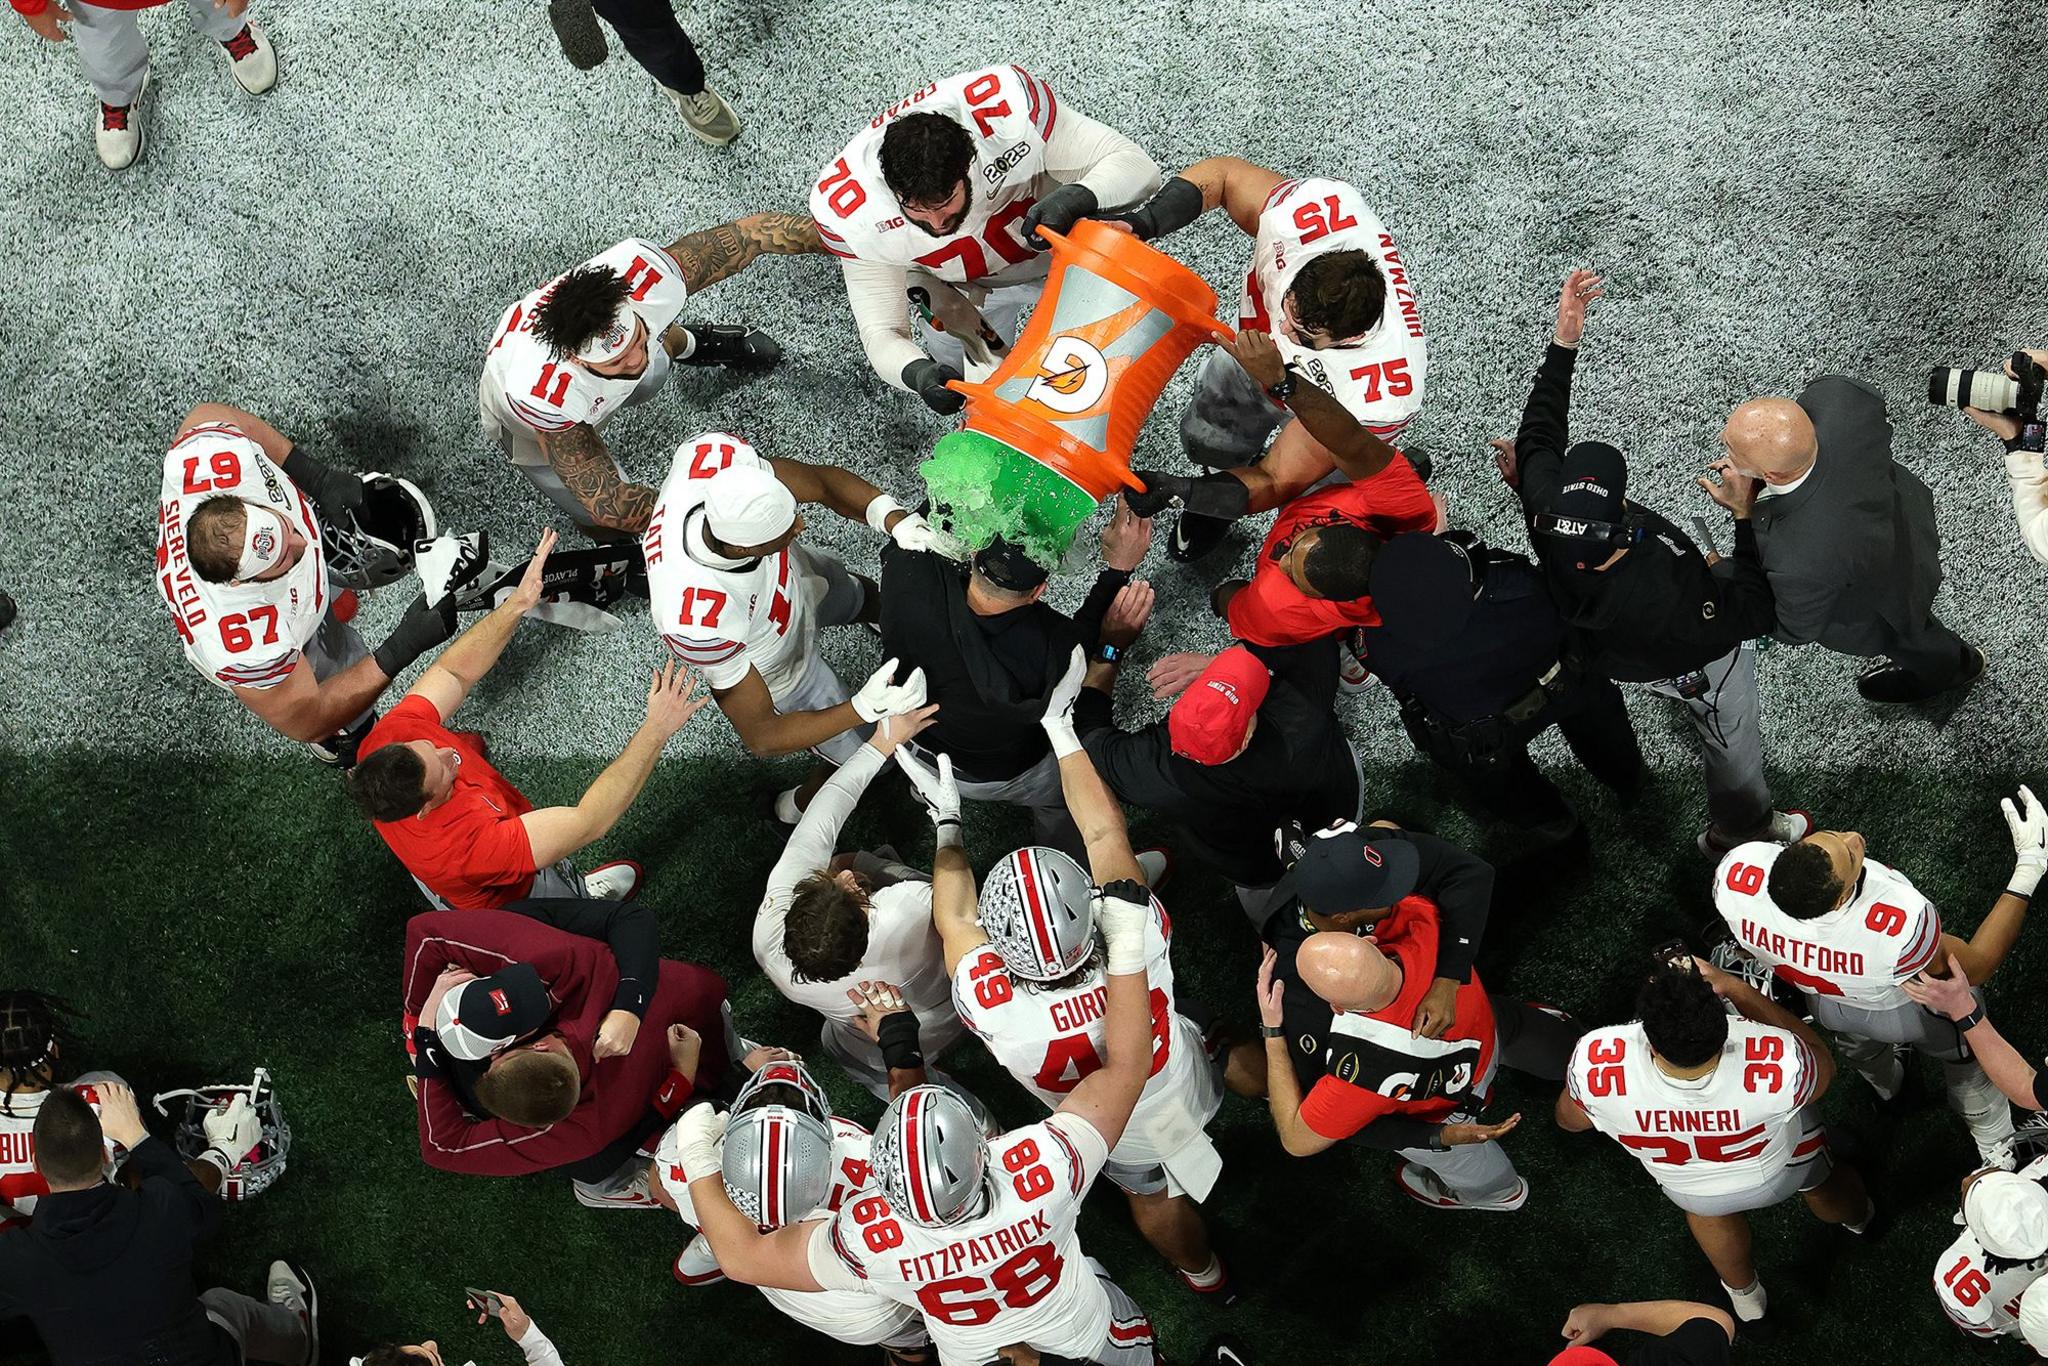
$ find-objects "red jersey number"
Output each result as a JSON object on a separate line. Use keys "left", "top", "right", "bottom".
{"left": 1031, "top": 988, "right": 1172, "bottom": 1093}
{"left": 915, "top": 1245, "right": 1064, "bottom": 1326}
{"left": 1292, "top": 194, "right": 1359, "bottom": 244}
{"left": 181, "top": 450, "right": 244, "bottom": 495}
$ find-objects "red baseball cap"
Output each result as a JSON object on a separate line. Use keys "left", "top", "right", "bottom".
{"left": 1548, "top": 1348, "right": 1619, "bottom": 1366}
{"left": 1168, "top": 647, "right": 1271, "bottom": 765}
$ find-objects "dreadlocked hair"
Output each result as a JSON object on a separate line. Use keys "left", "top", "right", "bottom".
{"left": 1, "top": 990, "right": 80, "bottom": 1112}
{"left": 530, "top": 265, "right": 635, "bottom": 361}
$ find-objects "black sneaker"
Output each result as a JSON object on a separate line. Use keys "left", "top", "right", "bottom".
{"left": 547, "top": 0, "right": 609, "bottom": 69}
{"left": 309, "top": 712, "right": 377, "bottom": 768}
{"left": 1168, "top": 511, "right": 1233, "bottom": 563}
{"left": 0, "top": 591, "right": 15, "bottom": 632}
{"left": 680, "top": 324, "right": 782, "bottom": 370}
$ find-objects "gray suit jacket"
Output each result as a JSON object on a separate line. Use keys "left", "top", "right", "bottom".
{"left": 1749, "top": 375, "right": 1944, "bottom": 654}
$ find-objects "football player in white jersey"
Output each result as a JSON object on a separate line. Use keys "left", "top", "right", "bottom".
{"left": 1560, "top": 959, "right": 1874, "bottom": 1323}
{"left": 479, "top": 215, "right": 819, "bottom": 537}
{"left": 642, "top": 430, "right": 942, "bottom": 815}
{"left": 809, "top": 65, "right": 1161, "bottom": 413}
{"left": 1102, "top": 159, "right": 1424, "bottom": 562}
{"left": 1711, "top": 799, "right": 2043, "bottom": 1163}
{"left": 669, "top": 733, "right": 1163, "bottom": 1366}
{"left": 651, "top": 1059, "right": 932, "bottom": 1364}
{"left": 1933, "top": 1156, "right": 2048, "bottom": 1342}
{"left": 896, "top": 651, "right": 1247, "bottom": 1300}
{"left": 156, "top": 403, "right": 481, "bottom": 765}
{"left": 753, "top": 707, "right": 990, "bottom": 1118}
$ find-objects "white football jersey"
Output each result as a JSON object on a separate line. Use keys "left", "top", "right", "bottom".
{"left": 0, "top": 1073, "right": 125, "bottom": 1220}
{"left": 480, "top": 238, "right": 690, "bottom": 438}
{"left": 810, "top": 1113, "right": 1113, "bottom": 1366}
{"left": 658, "top": 1117, "right": 918, "bottom": 1348}
{"left": 1240, "top": 176, "right": 1427, "bottom": 439}
{"left": 155, "top": 424, "right": 330, "bottom": 692}
{"left": 642, "top": 433, "right": 815, "bottom": 694}
{"left": 757, "top": 882, "right": 954, "bottom": 1036}
{"left": 1713, "top": 843, "right": 1943, "bottom": 1008}
{"left": 811, "top": 66, "right": 1060, "bottom": 287}
{"left": 953, "top": 898, "right": 1211, "bottom": 1169}
{"left": 1935, "top": 1227, "right": 2048, "bottom": 1338}
{"left": 1567, "top": 1022, "right": 1820, "bottom": 1202}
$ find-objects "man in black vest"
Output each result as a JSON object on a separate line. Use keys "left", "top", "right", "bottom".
{"left": 878, "top": 505, "right": 1150, "bottom": 859}
{"left": 1714, "top": 377, "right": 1982, "bottom": 703}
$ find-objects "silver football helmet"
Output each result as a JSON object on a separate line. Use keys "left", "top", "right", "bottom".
{"left": 869, "top": 1085, "right": 989, "bottom": 1229}
{"left": 732, "top": 1056, "right": 832, "bottom": 1126}
{"left": 722, "top": 1103, "right": 835, "bottom": 1230}
{"left": 1707, "top": 936, "right": 1775, "bottom": 996}
{"left": 320, "top": 473, "right": 437, "bottom": 589}
{"left": 152, "top": 1068, "right": 291, "bottom": 1202}
{"left": 979, "top": 846, "right": 1096, "bottom": 982}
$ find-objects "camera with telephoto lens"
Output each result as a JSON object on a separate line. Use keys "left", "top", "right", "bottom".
{"left": 1928, "top": 351, "right": 2045, "bottom": 421}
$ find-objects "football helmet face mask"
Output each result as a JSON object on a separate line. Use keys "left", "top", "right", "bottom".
{"left": 721, "top": 1103, "right": 835, "bottom": 1230}
{"left": 320, "top": 473, "right": 436, "bottom": 589}
{"left": 979, "top": 846, "right": 1096, "bottom": 983}
{"left": 733, "top": 1057, "right": 832, "bottom": 1127}
{"left": 152, "top": 1068, "right": 290, "bottom": 1202}
{"left": 869, "top": 1085, "right": 989, "bottom": 1229}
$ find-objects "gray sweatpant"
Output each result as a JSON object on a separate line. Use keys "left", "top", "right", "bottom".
{"left": 201, "top": 1286, "right": 306, "bottom": 1366}
{"left": 1641, "top": 643, "right": 1772, "bottom": 837}
{"left": 1400, "top": 998, "right": 1579, "bottom": 1202}
{"left": 67, "top": 0, "right": 246, "bottom": 105}
{"left": 907, "top": 745, "right": 1084, "bottom": 864}
{"left": 1180, "top": 348, "right": 1289, "bottom": 469}
{"left": 303, "top": 595, "right": 373, "bottom": 736}
{"left": 1810, "top": 992, "right": 2014, "bottom": 1161}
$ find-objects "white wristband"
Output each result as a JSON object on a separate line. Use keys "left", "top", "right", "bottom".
{"left": 1098, "top": 898, "right": 1148, "bottom": 975}
{"left": 198, "top": 1147, "right": 235, "bottom": 1181}
{"left": 864, "top": 493, "right": 905, "bottom": 533}
{"left": 2010, "top": 861, "right": 2045, "bottom": 898}
{"left": 934, "top": 818, "right": 964, "bottom": 851}
{"left": 1043, "top": 720, "right": 1081, "bottom": 759}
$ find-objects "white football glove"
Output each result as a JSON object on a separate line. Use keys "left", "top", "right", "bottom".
{"left": 1092, "top": 881, "right": 1151, "bottom": 976}
{"left": 2005, "top": 784, "right": 2048, "bottom": 896}
{"left": 851, "top": 659, "right": 928, "bottom": 723}
{"left": 200, "top": 1095, "right": 261, "bottom": 1165}
{"left": 1040, "top": 646, "right": 1086, "bottom": 757}
{"left": 672, "top": 1103, "right": 730, "bottom": 1184}
{"left": 414, "top": 533, "right": 490, "bottom": 609}
{"left": 894, "top": 748, "right": 962, "bottom": 843}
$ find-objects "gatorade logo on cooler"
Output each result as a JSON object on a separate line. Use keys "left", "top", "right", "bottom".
{"left": 1025, "top": 336, "right": 1110, "bottom": 414}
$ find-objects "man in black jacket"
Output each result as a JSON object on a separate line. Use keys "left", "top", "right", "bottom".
{"left": 0, "top": 1083, "right": 316, "bottom": 1366}
{"left": 1077, "top": 636, "right": 1361, "bottom": 924}
{"left": 879, "top": 503, "right": 1150, "bottom": 860}
{"left": 1494, "top": 270, "right": 1808, "bottom": 856}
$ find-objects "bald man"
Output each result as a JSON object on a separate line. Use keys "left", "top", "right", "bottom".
{"left": 1707, "top": 378, "right": 1981, "bottom": 704}
{"left": 1252, "top": 886, "right": 1577, "bottom": 1212}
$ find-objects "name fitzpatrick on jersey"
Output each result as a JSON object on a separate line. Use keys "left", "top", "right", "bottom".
{"left": 896, "top": 1211, "right": 1052, "bottom": 1280}
{"left": 1634, "top": 1109, "right": 1747, "bottom": 1134}
{"left": 1738, "top": 921, "right": 1864, "bottom": 977}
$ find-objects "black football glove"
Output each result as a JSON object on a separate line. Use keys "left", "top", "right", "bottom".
{"left": 1101, "top": 176, "right": 1206, "bottom": 242}
{"left": 280, "top": 446, "right": 366, "bottom": 515}
{"left": 1022, "top": 183, "right": 1099, "bottom": 248}
{"left": 373, "top": 591, "right": 458, "bottom": 680}
{"left": 1123, "top": 469, "right": 1251, "bottom": 521}
{"left": 903, "top": 358, "right": 966, "bottom": 416}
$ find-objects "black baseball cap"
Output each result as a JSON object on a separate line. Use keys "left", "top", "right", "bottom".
{"left": 1276, "top": 826, "right": 1422, "bottom": 915}
{"left": 973, "top": 537, "right": 1051, "bottom": 592}
{"left": 1549, "top": 441, "right": 1628, "bottom": 530}
{"left": 435, "top": 963, "right": 551, "bottom": 1062}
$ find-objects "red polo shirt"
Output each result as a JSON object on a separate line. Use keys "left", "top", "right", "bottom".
{"left": 1226, "top": 454, "right": 1437, "bottom": 648}
{"left": 362, "top": 695, "right": 538, "bottom": 910}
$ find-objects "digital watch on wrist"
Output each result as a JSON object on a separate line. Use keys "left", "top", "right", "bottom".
{"left": 1095, "top": 643, "right": 1124, "bottom": 666}
{"left": 1266, "top": 372, "right": 1298, "bottom": 403}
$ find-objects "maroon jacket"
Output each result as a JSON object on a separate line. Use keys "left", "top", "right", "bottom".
{"left": 401, "top": 911, "right": 730, "bottom": 1177}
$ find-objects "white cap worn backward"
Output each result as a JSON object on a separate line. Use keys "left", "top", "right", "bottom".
{"left": 236, "top": 504, "right": 288, "bottom": 581}
{"left": 2020, "top": 1277, "right": 2048, "bottom": 1353}
{"left": 705, "top": 465, "right": 797, "bottom": 548}
{"left": 574, "top": 308, "right": 639, "bottom": 365}
{"left": 1966, "top": 1170, "right": 2048, "bottom": 1259}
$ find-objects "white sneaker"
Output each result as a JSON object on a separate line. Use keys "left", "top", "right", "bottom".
{"left": 265, "top": 1261, "right": 317, "bottom": 1366}
{"left": 1393, "top": 1161, "right": 1528, "bottom": 1212}
{"left": 573, "top": 1164, "right": 663, "bottom": 1210}
{"left": 1136, "top": 848, "right": 1171, "bottom": 889}
{"left": 583, "top": 859, "right": 642, "bottom": 902}
{"left": 1697, "top": 807, "right": 1813, "bottom": 857}
{"left": 661, "top": 83, "right": 742, "bottom": 145}
{"left": 95, "top": 70, "right": 148, "bottom": 170}
{"left": 220, "top": 23, "right": 278, "bottom": 95}
{"left": 1722, "top": 1276, "right": 1768, "bottom": 1322}
{"left": 673, "top": 1233, "right": 726, "bottom": 1285}
{"left": 1338, "top": 639, "right": 1377, "bottom": 694}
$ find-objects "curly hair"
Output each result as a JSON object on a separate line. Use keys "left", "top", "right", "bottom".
{"left": 0, "top": 989, "right": 78, "bottom": 1112}
{"left": 1637, "top": 963, "right": 1729, "bottom": 1069}
{"left": 785, "top": 873, "right": 872, "bottom": 984}
{"left": 879, "top": 113, "right": 975, "bottom": 209}
{"left": 531, "top": 264, "right": 635, "bottom": 361}
{"left": 1289, "top": 250, "right": 1387, "bottom": 341}
{"left": 1301, "top": 525, "right": 1384, "bottom": 601}
{"left": 1768, "top": 841, "right": 1845, "bottom": 920}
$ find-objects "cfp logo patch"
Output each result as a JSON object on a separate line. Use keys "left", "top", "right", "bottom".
{"left": 1026, "top": 336, "right": 1109, "bottom": 414}
{"left": 982, "top": 141, "right": 1030, "bottom": 185}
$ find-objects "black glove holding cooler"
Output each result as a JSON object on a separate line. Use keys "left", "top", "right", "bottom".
{"left": 1122, "top": 468, "right": 1252, "bottom": 521}
{"left": 1022, "top": 183, "right": 1099, "bottom": 246}
{"left": 1101, "top": 176, "right": 1206, "bottom": 242}
{"left": 902, "top": 358, "right": 967, "bottom": 415}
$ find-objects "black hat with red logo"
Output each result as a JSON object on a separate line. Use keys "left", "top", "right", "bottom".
{"left": 1276, "top": 822, "right": 1422, "bottom": 915}
{"left": 435, "top": 963, "right": 551, "bottom": 1062}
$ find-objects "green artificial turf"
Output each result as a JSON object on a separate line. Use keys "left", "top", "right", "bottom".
{"left": 6, "top": 735, "right": 2039, "bottom": 1364}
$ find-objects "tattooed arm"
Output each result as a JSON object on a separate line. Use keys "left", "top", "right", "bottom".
{"left": 665, "top": 213, "right": 826, "bottom": 293}
{"left": 537, "top": 423, "right": 658, "bottom": 534}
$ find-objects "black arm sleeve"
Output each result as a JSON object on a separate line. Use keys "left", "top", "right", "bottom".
{"left": 1398, "top": 830, "right": 1494, "bottom": 983}
{"left": 505, "top": 898, "right": 659, "bottom": 1017}
{"left": 130, "top": 1135, "right": 223, "bottom": 1245}
{"left": 1345, "top": 1115, "right": 1450, "bottom": 1152}
{"left": 1511, "top": 343, "right": 1580, "bottom": 518}
{"left": 1069, "top": 567, "right": 1133, "bottom": 651}
{"left": 1246, "top": 635, "right": 1342, "bottom": 714}
{"left": 279, "top": 446, "right": 365, "bottom": 514}
{"left": 1704, "top": 518, "right": 1779, "bottom": 642}
{"left": 1074, "top": 680, "right": 1118, "bottom": 739}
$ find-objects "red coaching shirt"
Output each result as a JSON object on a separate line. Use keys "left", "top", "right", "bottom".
{"left": 361, "top": 696, "right": 539, "bottom": 910}
{"left": 1226, "top": 454, "right": 1437, "bottom": 648}
{"left": 1296, "top": 896, "right": 1498, "bottom": 1142}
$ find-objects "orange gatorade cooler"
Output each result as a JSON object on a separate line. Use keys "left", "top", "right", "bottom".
{"left": 920, "top": 221, "right": 1234, "bottom": 566}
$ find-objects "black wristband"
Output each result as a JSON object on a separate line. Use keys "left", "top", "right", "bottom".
{"left": 875, "top": 1011, "right": 925, "bottom": 1073}
{"left": 413, "top": 1026, "right": 449, "bottom": 1081}
{"left": 1259, "top": 1024, "right": 1284, "bottom": 1039}
{"left": 1956, "top": 1004, "right": 1988, "bottom": 1032}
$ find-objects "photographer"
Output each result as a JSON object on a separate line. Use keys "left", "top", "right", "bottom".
{"left": 1494, "top": 270, "right": 1804, "bottom": 855}
{"left": 1951, "top": 348, "right": 2048, "bottom": 565}
{"left": 356, "top": 1290, "right": 561, "bottom": 1365}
